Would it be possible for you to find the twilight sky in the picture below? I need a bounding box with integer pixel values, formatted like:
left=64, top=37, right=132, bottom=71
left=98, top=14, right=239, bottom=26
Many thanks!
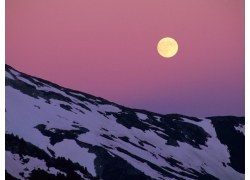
left=6, top=0, right=244, bottom=117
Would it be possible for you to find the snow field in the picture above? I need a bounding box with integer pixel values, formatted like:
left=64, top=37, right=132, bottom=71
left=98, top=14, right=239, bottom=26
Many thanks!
left=6, top=151, right=65, bottom=180
left=6, top=71, right=245, bottom=180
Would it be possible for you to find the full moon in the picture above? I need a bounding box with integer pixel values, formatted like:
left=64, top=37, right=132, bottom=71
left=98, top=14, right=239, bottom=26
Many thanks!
left=157, top=37, right=178, bottom=58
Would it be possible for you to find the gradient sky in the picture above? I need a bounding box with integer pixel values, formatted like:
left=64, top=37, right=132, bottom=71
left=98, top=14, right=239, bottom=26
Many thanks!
left=6, top=0, right=244, bottom=117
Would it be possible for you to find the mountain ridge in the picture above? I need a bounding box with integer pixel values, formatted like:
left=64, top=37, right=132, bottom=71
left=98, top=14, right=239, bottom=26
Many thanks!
left=5, top=64, right=245, bottom=180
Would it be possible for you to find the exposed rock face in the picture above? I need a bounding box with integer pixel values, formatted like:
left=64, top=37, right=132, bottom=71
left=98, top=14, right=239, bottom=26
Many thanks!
left=5, top=64, right=245, bottom=180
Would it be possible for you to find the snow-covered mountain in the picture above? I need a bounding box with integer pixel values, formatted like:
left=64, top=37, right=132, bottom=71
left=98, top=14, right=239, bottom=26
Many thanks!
left=5, top=64, right=245, bottom=180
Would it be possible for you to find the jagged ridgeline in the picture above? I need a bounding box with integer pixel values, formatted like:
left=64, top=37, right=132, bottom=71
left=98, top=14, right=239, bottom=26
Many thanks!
left=5, top=64, right=245, bottom=180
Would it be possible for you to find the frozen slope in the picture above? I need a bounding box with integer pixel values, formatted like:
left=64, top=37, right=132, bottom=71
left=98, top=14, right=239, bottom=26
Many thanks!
left=5, top=64, right=245, bottom=180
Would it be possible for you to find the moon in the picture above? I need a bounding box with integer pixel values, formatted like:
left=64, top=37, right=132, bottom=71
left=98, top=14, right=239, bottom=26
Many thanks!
left=157, top=37, right=178, bottom=58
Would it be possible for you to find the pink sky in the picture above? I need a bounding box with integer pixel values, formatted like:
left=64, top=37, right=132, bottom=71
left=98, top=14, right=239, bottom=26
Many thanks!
left=6, top=0, right=244, bottom=117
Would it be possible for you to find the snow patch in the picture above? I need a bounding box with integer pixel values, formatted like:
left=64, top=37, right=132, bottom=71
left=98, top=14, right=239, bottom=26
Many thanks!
left=107, top=150, right=115, bottom=157
left=172, top=118, right=244, bottom=180
left=136, top=113, right=148, bottom=120
left=49, top=167, right=66, bottom=176
left=5, top=71, right=15, bottom=80
left=98, top=104, right=121, bottom=113
left=52, top=139, right=96, bottom=176
left=69, top=92, right=86, bottom=98
left=235, top=125, right=245, bottom=135
left=9, top=69, right=20, bottom=76
left=154, top=116, right=161, bottom=122
left=17, top=76, right=36, bottom=86
left=75, top=170, right=84, bottom=178
left=6, top=72, right=245, bottom=180
left=6, top=151, right=48, bottom=180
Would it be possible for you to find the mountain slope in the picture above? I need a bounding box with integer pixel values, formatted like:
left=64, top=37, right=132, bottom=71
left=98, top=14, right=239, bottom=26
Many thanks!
left=5, top=64, right=245, bottom=180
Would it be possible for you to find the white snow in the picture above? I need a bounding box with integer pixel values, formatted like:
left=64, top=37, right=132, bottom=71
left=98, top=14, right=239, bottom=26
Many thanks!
left=178, top=118, right=245, bottom=180
left=6, top=151, right=67, bottom=179
left=6, top=87, right=52, bottom=155
left=98, top=104, right=121, bottom=113
left=31, top=78, right=40, bottom=82
left=110, top=150, right=163, bottom=179
left=9, top=69, right=20, bottom=76
left=69, top=92, right=86, bottom=98
left=6, top=151, right=46, bottom=180
left=235, top=125, right=245, bottom=135
left=17, top=76, right=36, bottom=86
left=5, top=71, right=15, bottom=80
left=5, top=74, right=245, bottom=180
left=36, top=85, right=63, bottom=94
left=136, top=113, right=148, bottom=120
left=154, top=116, right=161, bottom=122
left=156, top=130, right=168, bottom=136
left=49, top=167, right=66, bottom=176
left=75, top=170, right=84, bottom=178
left=52, top=139, right=96, bottom=176
left=140, top=120, right=165, bottom=131
left=107, top=150, right=115, bottom=157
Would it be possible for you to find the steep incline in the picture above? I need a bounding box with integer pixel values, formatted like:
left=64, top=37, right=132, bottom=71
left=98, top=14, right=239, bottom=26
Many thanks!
left=5, top=65, right=245, bottom=180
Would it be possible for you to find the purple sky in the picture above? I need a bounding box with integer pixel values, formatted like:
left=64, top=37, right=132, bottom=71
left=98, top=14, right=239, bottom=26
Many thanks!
left=6, top=0, right=244, bottom=117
